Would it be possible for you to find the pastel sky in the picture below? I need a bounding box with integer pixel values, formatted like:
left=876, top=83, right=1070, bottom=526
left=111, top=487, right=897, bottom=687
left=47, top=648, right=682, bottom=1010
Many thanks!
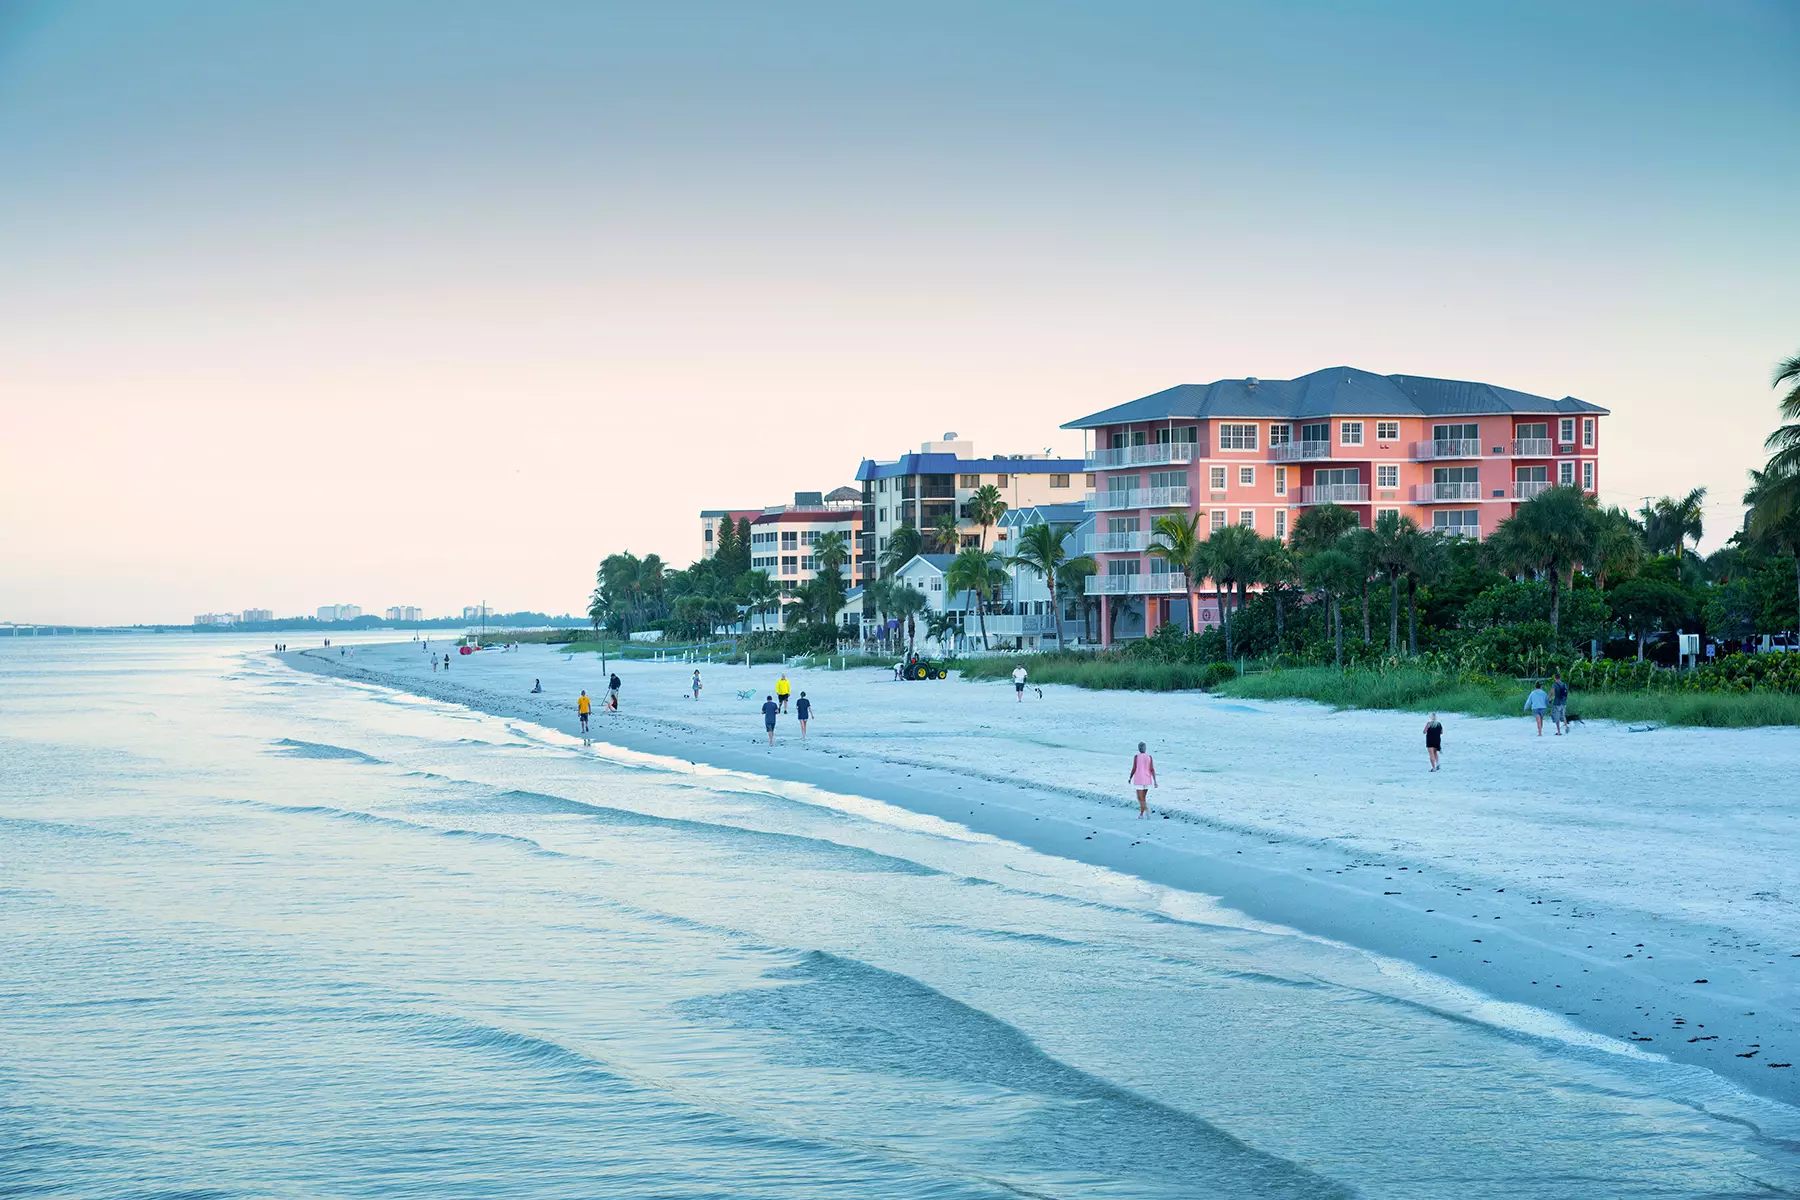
left=2, top=1, right=1796, bottom=624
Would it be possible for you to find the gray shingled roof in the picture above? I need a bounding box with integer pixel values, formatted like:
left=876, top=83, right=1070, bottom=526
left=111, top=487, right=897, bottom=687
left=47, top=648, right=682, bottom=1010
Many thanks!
left=1062, top=366, right=1608, bottom=429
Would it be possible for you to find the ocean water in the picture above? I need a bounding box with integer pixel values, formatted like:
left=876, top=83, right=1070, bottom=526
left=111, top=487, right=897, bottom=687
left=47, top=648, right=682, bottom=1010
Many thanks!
left=3, top=636, right=1799, bottom=1199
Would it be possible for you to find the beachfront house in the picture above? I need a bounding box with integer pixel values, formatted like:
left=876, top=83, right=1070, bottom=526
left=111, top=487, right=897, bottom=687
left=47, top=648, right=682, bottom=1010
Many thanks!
left=989, top=502, right=1092, bottom=651
left=1063, top=367, right=1608, bottom=645
left=746, top=491, right=863, bottom=631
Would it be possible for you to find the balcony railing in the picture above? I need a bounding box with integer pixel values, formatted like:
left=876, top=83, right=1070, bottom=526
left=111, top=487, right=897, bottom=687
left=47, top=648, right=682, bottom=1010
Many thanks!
left=1512, top=438, right=1553, bottom=456
left=1298, top=483, right=1369, bottom=505
left=1270, top=440, right=1334, bottom=462
left=1410, top=439, right=1482, bottom=460
left=1085, top=571, right=1190, bottom=596
left=1085, top=531, right=1152, bottom=554
left=1513, top=480, right=1551, bottom=500
left=1084, top=442, right=1203, bottom=470
left=982, top=613, right=1056, bottom=636
left=1431, top=525, right=1481, bottom=540
left=1084, top=486, right=1191, bottom=512
left=1411, top=481, right=1482, bottom=502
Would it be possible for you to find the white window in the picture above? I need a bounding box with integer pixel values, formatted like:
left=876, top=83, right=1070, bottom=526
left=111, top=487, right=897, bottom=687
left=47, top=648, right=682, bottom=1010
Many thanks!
left=1209, top=466, right=1227, bottom=490
left=1210, top=510, right=1226, bottom=530
left=801, top=555, right=817, bottom=571
left=781, top=532, right=798, bottom=549
left=1582, top=418, right=1595, bottom=448
left=1269, top=423, right=1292, bottom=446
left=1084, top=473, right=1096, bottom=487
left=1376, top=464, right=1399, bottom=490
left=1341, top=421, right=1364, bottom=446
left=1559, top=460, right=1575, bottom=485
left=1274, top=466, right=1287, bottom=496
left=1376, top=421, right=1399, bottom=441
left=1274, top=509, right=1287, bottom=540
left=1238, top=465, right=1255, bottom=487
left=781, top=555, right=798, bottom=575
left=931, top=578, right=942, bottom=591
left=959, top=474, right=980, bottom=488
left=877, top=508, right=886, bottom=522
left=877, top=478, right=887, bottom=493
left=1238, top=509, right=1254, bottom=529
left=1376, top=508, right=1400, bottom=523
left=1149, top=470, right=1183, bottom=489
left=1559, top=418, right=1576, bottom=446
left=877, top=537, right=886, bottom=551
left=1582, top=460, right=1595, bottom=491
left=1433, top=510, right=1479, bottom=535
left=1219, top=423, right=1258, bottom=451
left=1050, top=474, right=1070, bottom=488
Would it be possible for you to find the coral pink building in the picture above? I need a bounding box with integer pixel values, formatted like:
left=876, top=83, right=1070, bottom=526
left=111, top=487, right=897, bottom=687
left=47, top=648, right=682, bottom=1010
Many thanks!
left=1063, top=367, right=1607, bottom=644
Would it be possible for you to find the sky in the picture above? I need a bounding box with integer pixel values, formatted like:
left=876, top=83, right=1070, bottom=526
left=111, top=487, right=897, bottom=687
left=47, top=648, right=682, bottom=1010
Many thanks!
left=1, top=0, right=1796, bottom=624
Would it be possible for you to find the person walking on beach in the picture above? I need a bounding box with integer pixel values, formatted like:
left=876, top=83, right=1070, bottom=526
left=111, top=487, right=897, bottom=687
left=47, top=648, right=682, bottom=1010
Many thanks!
left=762, top=694, right=780, bottom=747
left=608, top=672, right=622, bottom=710
left=691, top=669, right=703, bottom=701
left=433, top=654, right=439, bottom=672
left=776, top=674, right=791, bottom=714
left=577, top=690, right=591, bottom=734
left=1129, top=742, right=1157, bottom=817
left=1551, top=671, right=1570, bottom=736
left=1012, top=664, right=1027, bottom=701
left=1524, top=682, right=1549, bottom=736
left=1424, top=713, right=1443, bottom=771
left=795, top=691, right=812, bottom=740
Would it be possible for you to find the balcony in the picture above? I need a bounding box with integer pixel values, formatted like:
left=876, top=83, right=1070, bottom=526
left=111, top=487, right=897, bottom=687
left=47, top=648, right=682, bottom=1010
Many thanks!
left=1298, top=483, right=1369, bottom=505
left=1084, top=485, right=1191, bottom=512
left=1085, top=571, right=1189, bottom=596
left=1084, top=442, right=1203, bottom=470
left=1410, top=439, right=1482, bottom=460
left=1085, top=531, right=1152, bottom=554
left=1513, top=480, right=1551, bottom=501
left=1270, top=440, right=1333, bottom=462
left=982, top=613, right=1057, bottom=637
left=1512, top=438, right=1553, bottom=457
left=1411, top=481, right=1482, bottom=502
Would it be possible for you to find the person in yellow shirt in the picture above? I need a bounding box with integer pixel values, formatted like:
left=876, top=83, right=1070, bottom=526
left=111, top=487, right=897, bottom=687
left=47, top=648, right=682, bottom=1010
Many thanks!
left=577, top=690, right=591, bottom=734
left=776, top=674, right=791, bottom=714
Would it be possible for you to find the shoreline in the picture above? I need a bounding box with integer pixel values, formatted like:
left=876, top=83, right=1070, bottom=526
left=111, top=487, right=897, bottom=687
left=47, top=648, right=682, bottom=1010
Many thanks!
left=282, top=642, right=1800, bottom=1110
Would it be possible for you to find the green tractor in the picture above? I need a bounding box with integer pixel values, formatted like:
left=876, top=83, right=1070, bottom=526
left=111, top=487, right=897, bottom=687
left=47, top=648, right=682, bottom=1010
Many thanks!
left=902, top=654, right=949, bottom=680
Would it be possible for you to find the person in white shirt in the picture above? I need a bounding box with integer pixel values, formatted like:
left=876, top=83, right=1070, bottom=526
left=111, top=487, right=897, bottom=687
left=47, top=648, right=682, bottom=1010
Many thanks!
left=1012, top=665, right=1027, bottom=701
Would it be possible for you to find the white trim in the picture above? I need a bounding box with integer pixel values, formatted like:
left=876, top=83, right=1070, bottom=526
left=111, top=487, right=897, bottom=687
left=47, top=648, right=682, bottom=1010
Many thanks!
left=1340, top=420, right=1364, bottom=446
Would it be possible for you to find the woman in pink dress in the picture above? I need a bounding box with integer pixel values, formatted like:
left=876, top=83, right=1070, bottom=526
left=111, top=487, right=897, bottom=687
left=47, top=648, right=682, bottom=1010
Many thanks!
left=1128, top=742, right=1157, bottom=817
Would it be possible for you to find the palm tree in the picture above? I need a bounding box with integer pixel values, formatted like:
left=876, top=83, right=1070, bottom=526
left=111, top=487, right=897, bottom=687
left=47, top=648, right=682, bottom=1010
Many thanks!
left=1058, top=554, right=1098, bottom=643
left=1257, top=538, right=1300, bottom=640
left=1343, top=525, right=1380, bottom=643
left=1648, top=488, right=1706, bottom=559
left=813, top=531, right=850, bottom=578
left=1485, top=485, right=1600, bottom=634
left=946, top=547, right=1001, bottom=649
left=930, top=511, right=961, bottom=554
left=968, top=484, right=1008, bottom=550
left=925, top=609, right=960, bottom=651
left=1369, top=510, right=1418, bottom=653
left=1745, top=465, right=1800, bottom=629
left=1590, top=505, right=1645, bottom=588
left=1148, top=512, right=1202, bottom=632
left=741, top=569, right=779, bottom=633
left=886, top=581, right=928, bottom=656
left=1199, top=524, right=1260, bottom=659
left=1007, top=521, right=1079, bottom=648
left=1302, top=547, right=1362, bottom=667
left=1764, top=352, right=1800, bottom=479
left=879, top=524, right=924, bottom=577
left=1290, top=502, right=1360, bottom=556
left=1401, top=526, right=1449, bottom=655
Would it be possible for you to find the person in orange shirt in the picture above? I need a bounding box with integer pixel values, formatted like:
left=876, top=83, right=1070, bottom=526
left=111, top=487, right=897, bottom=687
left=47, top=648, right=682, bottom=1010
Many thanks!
left=577, top=690, right=591, bottom=734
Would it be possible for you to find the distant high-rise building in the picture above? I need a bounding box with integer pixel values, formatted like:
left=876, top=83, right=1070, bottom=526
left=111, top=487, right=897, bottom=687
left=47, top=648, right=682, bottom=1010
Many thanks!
left=385, top=605, right=423, bottom=622
left=462, top=604, right=492, bottom=621
left=241, top=608, right=272, bottom=623
left=194, top=612, right=235, bottom=626
left=339, top=605, right=362, bottom=620
left=317, top=605, right=340, bottom=621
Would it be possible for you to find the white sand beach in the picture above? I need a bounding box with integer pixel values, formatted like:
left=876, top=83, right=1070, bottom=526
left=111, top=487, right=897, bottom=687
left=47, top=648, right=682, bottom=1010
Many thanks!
left=287, top=640, right=1800, bottom=1106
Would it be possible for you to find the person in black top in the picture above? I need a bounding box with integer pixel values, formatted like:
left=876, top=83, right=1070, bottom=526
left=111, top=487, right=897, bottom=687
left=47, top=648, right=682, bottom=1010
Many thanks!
left=608, top=672, right=622, bottom=710
left=1550, top=671, right=1570, bottom=735
left=761, top=695, right=780, bottom=747
left=1424, top=713, right=1443, bottom=771
left=795, top=692, right=812, bottom=740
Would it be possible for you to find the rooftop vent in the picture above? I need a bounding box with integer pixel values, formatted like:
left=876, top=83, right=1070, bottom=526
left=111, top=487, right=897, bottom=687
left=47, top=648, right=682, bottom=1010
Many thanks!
left=1245, top=377, right=1259, bottom=389
left=943, top=431, right=958, bottom=441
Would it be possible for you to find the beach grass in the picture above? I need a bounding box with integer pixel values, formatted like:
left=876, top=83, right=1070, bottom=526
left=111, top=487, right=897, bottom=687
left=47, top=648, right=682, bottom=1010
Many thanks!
left=957, top=654, right=1231, bottom=692
left=1217, top=666, right=1800, bottom=728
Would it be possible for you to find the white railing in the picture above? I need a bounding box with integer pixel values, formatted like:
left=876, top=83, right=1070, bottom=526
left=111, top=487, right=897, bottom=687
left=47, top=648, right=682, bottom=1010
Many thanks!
left=1512, top=438, right=1553, bottom=456
left=1270, top=440, right=1333, bottom=462
left=1513, top=480, right=1551, bottom=500
left=983, top=613, right=1056, bottom=636
left=1431, top=525, right=1481, bottom=540
left=1085, top=572, right=1190, bottom=596
left=1411, top=481, right=1482, bottom=502
left=1085, top=531, right=1152, bottom=553
left=1084, top=442, right=1202, bottom=470
left=1410, top=439, right=1482, bottom=460
left=1298, top=483, right=1369, bottom=505
left=1084, top=486, right=1191, bottom=512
